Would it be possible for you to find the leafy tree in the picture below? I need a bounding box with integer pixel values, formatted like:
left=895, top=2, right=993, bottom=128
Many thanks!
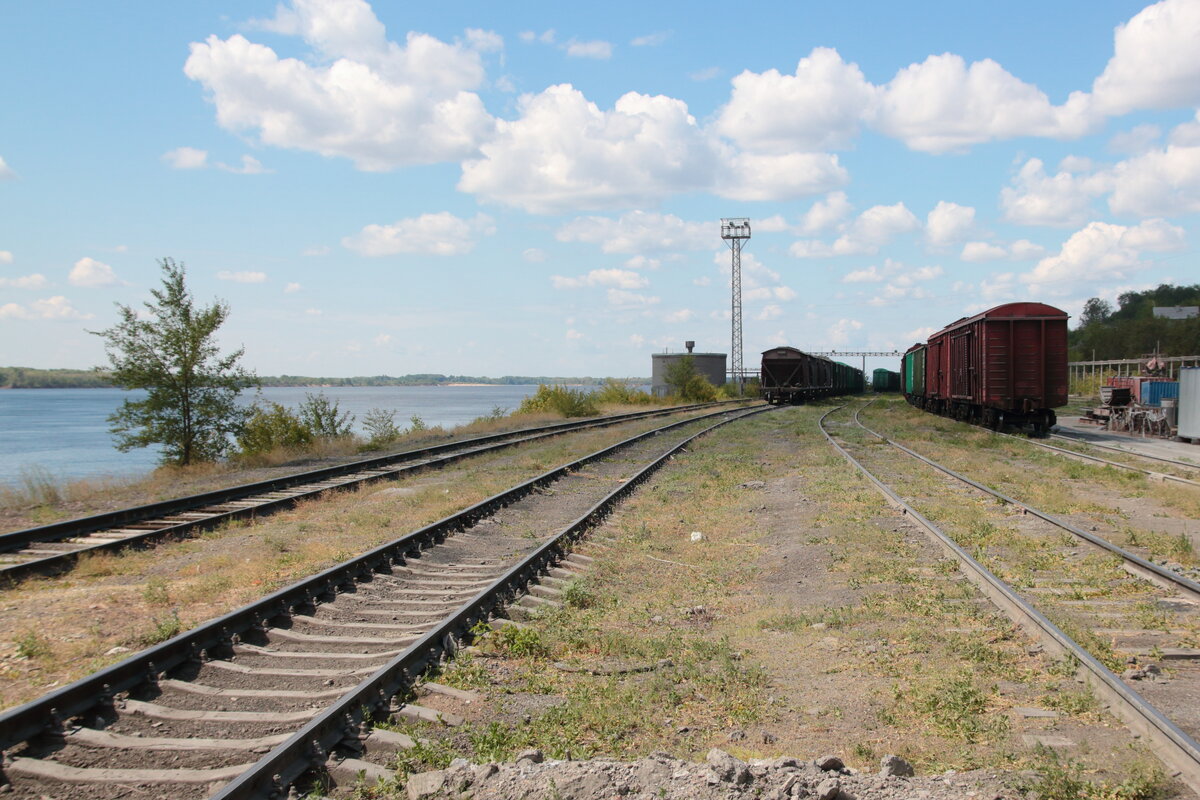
left=1078, top=297, right=1112, bottom=328
left=92, top=258, right=258, bottom=465
left=664, top=356, right=718, bottom=402
left=1069, top=283, right=1200, bottom=360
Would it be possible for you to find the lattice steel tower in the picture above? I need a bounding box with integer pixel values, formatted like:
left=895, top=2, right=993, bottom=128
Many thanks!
left=721, top=218, right=751, bottom=389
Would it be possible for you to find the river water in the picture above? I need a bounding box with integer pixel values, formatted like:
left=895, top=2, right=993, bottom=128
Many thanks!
left=0, top=385, right=544, bottom=488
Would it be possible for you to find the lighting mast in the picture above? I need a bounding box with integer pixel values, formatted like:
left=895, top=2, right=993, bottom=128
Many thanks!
left=720, top=218, right=751, bottom=391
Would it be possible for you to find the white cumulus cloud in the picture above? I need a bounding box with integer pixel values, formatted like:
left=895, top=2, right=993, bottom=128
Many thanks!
left=459, top=86, right=718, bottom=213
left=217, top=270, right=267, bottom=283
left=185, top=0, right=496, bottom=171
left=1022, top=218, right=1186, bottom=295
left=1000, top=158, right=1109, bottom=227
left=69, top=257, right=122, bottom=287
left=565, top=39, right=612, bottom=59
left=0, top=156, right=16, bottom=180
left=714, top=47, right=877, bottom=152
left=163, top=147, right=209, bottom=169
left=342, top=212, right=495, bottom=256
left=0, top=296, right=92, bottom=320
left=0, top=251, right=13, bottom=264
left=0, top=274, right=48, bottom=289
left=925, top=201, right=975, bottom=247
left=826, top=318, right=863, bottom=346
left=1090, top=0, right=1200, bottom=116
left=799, top=191, right=852, bottom=235
left=874, top=53, right=1093, bottom=153
left=557, top=211, right=711, bottom=254
left=793, top=202, right=920, bottom=258
left=551, top=269, right=649, bottom=290
left=607, top=289, right=659, bottom=307
left=1106, top=144, right=1200, bottom=216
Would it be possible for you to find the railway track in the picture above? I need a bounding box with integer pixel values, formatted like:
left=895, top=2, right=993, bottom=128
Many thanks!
left=1000, top=431, right=1200, bottom=488
left=1046, top=429, right=1200, bottom=475
left=820, top=400, right=1200, bottom=793
left=0, top=404, right=769, bottom=799
left=0, top=401, right=729, bottom=584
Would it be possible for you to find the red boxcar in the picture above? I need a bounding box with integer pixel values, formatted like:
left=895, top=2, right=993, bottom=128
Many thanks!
left=923, top=302, right=1068, bottom=432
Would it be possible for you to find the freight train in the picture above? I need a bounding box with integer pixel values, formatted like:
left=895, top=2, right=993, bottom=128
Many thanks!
left=901, top=302, right=1068, bottom=434
left=872, top=369, right=901, bottom=392
left=761, top=347, right=864, bottom=404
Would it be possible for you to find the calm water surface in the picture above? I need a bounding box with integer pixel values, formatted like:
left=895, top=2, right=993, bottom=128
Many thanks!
left=0, top=385, right=541, bottom=488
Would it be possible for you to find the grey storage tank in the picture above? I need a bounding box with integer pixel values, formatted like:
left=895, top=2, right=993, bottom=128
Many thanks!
left=651, top=341, right=727, bottom=397
left=1179, top=367, right=1200, bottom=440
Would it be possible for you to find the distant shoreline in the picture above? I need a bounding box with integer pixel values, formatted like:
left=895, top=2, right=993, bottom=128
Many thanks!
left=0, top=368, right=648, bottom=390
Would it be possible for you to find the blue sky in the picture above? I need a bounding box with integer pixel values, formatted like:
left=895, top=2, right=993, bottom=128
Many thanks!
left=2, top=0, right=1198, bottom=378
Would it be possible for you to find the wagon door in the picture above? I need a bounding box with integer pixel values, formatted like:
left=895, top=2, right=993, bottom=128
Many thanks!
left=950, top=328, right=974, bottom=399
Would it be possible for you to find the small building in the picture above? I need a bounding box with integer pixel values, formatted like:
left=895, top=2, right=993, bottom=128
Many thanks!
left=1153, top=306, right=1199, bottom=320
left=651, top=341, right=727, bottom=397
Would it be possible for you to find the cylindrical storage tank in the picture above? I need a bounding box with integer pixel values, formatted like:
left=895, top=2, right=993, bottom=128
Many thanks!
left=650, top=352, right=727, bottom=397
left=1142, top=381, right=1179, bottom=407
left=1178, top=368, right=1200, bottom=439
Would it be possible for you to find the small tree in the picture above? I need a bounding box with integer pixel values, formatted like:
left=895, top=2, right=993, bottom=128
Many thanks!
left=362, top=407, right=402, bottom=447
left=92, top=258, right=257, bottom=465
left=298, top=392, right=354, bottom=438
left=664, top=356, right=718, bottom=402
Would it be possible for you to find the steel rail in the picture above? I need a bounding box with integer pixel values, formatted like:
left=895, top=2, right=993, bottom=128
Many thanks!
left=993, top=429, right=1200, bottom=488
left=849, top=400, right=1200, bottom=601
left=818, top=403, right=1200, bottom=793
left=1049, top=430, right=1200, bottom=472
left=210, top=404, right=774, bottom=799
left=0, top=401, right=734, bottom=583
left=0, top=404, right=763, bottom=768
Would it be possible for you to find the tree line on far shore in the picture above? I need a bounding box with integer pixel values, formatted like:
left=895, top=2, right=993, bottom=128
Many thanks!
left=0, top=367, right=641, bottom=389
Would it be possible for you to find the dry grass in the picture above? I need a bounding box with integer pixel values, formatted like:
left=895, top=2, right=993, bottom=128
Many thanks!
left=414, top=404, right=1165, bottom=789
left=0, top=409, right=717, bottom=710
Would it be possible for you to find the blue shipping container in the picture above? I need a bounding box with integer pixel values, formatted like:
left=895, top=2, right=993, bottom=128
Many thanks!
left=1141, top=380, right=1179, bottom=407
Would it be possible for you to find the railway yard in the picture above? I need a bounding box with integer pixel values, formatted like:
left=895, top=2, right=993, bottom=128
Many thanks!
left=2, top=398, right=1200, bottom=799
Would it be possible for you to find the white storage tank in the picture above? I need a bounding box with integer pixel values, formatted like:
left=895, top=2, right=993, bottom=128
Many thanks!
left=1179, top=367, right=1200, bottom=440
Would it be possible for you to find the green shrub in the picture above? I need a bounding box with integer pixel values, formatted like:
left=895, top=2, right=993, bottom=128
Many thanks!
left=362, top=407, right=402, bottom=447
left=516, top=385, right=599, bottom=418
left=408, top=415, right=428, bottom=433
left=238, top=401, right=313, bottom=455
left=298, top=392, right=354, bottom=438
left=593, top=378, right=654, bottom=405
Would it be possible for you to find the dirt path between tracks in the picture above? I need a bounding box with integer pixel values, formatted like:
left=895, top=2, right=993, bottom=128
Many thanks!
left=384, top=404, right=1188, bottom=800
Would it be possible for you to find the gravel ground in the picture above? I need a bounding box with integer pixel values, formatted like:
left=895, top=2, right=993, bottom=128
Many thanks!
left=397, top=749, right=1016, bottom=800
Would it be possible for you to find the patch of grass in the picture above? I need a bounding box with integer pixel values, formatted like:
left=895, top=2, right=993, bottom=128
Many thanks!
left=1042, top=687, right=1099, bottom=717
left=561, top=578, right=599, bottom=609
left=140, top=611, right=182, bottom=645
left=436, top=652, right=489, bottom=690
left=1020, top=748, right=1167, bottom=800
left=493, top=624, right=548, bottom=658
left=14, top=630, right=51, bottom=659
left=897, top=671, right=1007, bottom=743
left=142, top=577, right=170, bottom=606
left=387, top=727, right=456, bottom=778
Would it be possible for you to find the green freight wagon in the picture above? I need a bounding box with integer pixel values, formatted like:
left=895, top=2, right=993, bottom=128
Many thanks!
left=903, top=344, right=926, bottom=397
